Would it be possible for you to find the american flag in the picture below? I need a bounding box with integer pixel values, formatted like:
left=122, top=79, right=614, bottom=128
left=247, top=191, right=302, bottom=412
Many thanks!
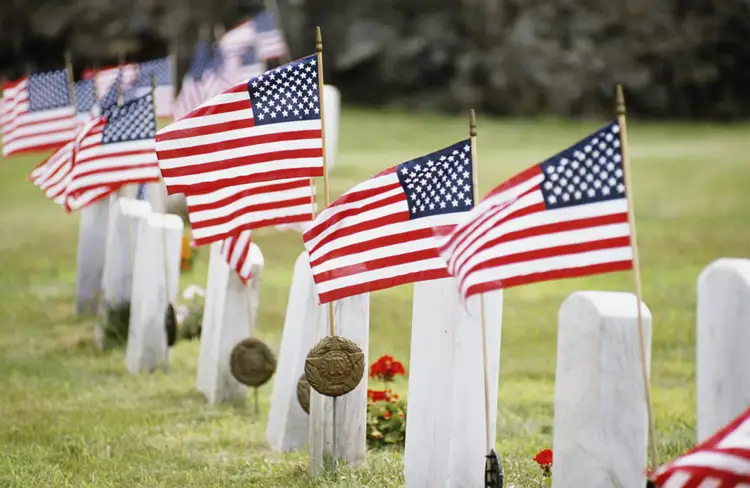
left=220, top=230, right=255, bottom=284
left=185, top=176, right=316, bottom=246
left=95, top=71, right=122, bottom=115
left=1, top=69, right=78, bottom=157
left=92, top=64, right=137, bottom=98
left=438, top=121, right=633, bottom=299
left=173, top=41, right=213, bottom=120
left=123, top=57, right=174, bottom=117
left=74, top=79, right=97, bottom=126
left=219, top=20, right=255, bottom=70
left=65, top=93, right=161, bottom=211
left=253, top=10, right=289, bottom=61
left=653, top=406, right=750, bottom=487
left=29, top=140, right=74, bottom=206
left=156, top=54, right=324, bottom=196
left=302, top=140, right=475, bottom=304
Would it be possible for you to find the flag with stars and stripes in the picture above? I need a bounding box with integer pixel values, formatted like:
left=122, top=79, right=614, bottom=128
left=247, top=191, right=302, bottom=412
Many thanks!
left=1, top=69, right=78, bottom=157
left=123, top=57, right=174, bottom=117
left=64, top=93, right=161, bottom=211
left=173, top=41, right=213, bottom=120
left=437, top=121, right=633, bottom=300
left=302, top=140, right=475, bottom=304
left=220, top=230, right=256, bottom=284
left=74, top=79, right=97, bottom=127
left=94, top=71, right=122, bottom=115
left=185, top=176, right=316, bottom=246
left=653, top=406, right=750, bottom=487
left=156, top=54, right=324, bottom=197
left=92, top=64, right=137, bottom=99
left=29, top=140, right=74, bottom=206
left=253, top=10, right=289, bottom=61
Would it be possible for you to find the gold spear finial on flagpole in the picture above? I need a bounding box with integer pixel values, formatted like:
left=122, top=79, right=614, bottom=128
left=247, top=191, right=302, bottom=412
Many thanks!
left=616, top=84, right=659, bottom=473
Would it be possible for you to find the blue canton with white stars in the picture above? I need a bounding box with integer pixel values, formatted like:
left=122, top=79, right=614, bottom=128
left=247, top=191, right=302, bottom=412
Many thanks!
left=539, top=120, right=625, bottom=209
left=101, top=94, right=156, bottom=144
left=247, top=54, right=320, bottom=125
left=75, top=79, right=96, bottom=113
left=28, top=69, right=70, bottom=111
left=98, top=72, right=121, bottom=113
left=396, top=140, right=474, bottom=219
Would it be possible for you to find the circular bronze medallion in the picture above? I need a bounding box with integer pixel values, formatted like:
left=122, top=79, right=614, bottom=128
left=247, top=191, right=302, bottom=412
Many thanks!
left=304, top=335, right=365, bottom=397
left=229, top=337, right=277, bottom=387
left=296, top=374, right=310, bottom=414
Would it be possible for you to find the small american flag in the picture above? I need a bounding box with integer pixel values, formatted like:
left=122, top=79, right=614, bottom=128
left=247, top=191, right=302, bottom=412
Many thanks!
left=253, top=10, right=289, bottom=61
left=93, top=64, right=137, bottom=99
left=186, top=176, right=316, bottom=246
left=29, top=140, right=74, bottom=206
left=65, top=93, right=161, bottom=211
left=2, top=69, right=78, bottom=157
left=438, top=121, right=632, bottom=299
left=156, top=54, right=324, bottom=196
left=95, top=71, right=122, bottom=115
left=124, top=57, right=174, bottom=117
left=220, top=230, right=255, bottom=284
left=653, top=406, right=750, bottom=487
left=302, top=140, right=475, bottom=304
left=174, top=41, right=213, bottom=120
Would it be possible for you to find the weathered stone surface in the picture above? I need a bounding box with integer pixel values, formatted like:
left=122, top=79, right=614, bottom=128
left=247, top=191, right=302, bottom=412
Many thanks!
left=75, top=197, right=109, bottom=317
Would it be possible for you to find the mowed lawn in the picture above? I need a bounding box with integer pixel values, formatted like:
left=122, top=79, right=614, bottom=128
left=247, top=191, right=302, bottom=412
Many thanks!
left=0, top=109, right=748, bottom=487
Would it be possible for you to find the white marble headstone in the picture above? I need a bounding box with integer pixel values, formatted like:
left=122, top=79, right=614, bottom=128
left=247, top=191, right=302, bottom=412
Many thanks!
left=101, top=196, right=152, bottom=309
left=196, top=241, right=264, bottom=404
left=552, top=291, right=652, bottom=488
left=125, top=213, right=184, bottom=374
left=404, top=279, right=503, bottom=488
left=309, top=293, right=370, bottom=475
left=266, top=251, right=320, bottom=452
left=75, top=197, right=109, bottom=316
left=322, top=84, right=341, bottom=171
left=697, top=258, right=750, bottom=441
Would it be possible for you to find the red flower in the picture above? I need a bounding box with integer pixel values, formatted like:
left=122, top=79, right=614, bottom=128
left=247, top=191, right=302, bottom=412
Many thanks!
left=367, top=389, right=393, bottom=403
left=369, top=355, right=407, bottom=381
left=383, top=410, right=392, bottom=420
left=533, top=449, right=553, bottom=476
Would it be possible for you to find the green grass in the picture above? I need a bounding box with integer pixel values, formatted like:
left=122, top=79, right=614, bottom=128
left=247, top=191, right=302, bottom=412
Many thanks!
left=1, top=109, right=749, bottom=487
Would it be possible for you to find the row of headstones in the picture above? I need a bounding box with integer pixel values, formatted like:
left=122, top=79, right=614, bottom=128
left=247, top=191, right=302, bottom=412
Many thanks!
left=75, top=183, right=184, bottom=371
left=256, top=254, right=749, bottom=487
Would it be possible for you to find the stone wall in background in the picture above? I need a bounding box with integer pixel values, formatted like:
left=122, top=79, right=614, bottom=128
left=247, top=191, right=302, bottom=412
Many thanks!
left=1, top=0, right=749, bottom=119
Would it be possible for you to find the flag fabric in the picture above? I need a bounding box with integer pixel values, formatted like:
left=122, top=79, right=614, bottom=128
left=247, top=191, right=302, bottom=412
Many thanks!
left=437, top=121, right=633, bottom=300
left=94, top=71, right=122, bottom=115
left=220, top=230, right=255, bottom=284
left=74, top=79, right=97, bottom=126
left=253, top=10, right=289, bottom=61
left=92, top=64, right=137, bottom=99
left=653, top=406, right=750, bottom=487
left=124, top=57, right=174, bottom=117
left=218, top=20, right=255, bottom=70
left=302, top=140, right=475, bottom=304
left=65, top=93, right=160, bottom=211
left=156, top=54, right=324, bottom=196
left=1, top=69, right=78, bottom=157
left=186, top=176, right=316, bottom=246
left=173, top=41, right=213, bottom=120
left=29, top=140, right=74, bottom=206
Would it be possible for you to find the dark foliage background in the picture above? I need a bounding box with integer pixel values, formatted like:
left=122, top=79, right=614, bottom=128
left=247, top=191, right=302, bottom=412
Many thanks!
left=1, top=0, right=749, bottom=119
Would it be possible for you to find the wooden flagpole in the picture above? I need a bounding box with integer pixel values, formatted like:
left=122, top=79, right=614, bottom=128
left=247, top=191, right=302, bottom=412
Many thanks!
left=469, top=110, right=493, bottom=456
left=616, top=84, right=658, bottom=471
left=315, top=26, right=334, bottom=339
left=315, top=25, right=338, bottom=469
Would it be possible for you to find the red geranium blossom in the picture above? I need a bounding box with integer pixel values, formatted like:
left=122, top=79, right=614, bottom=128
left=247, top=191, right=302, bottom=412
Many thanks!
left=367, top=389, right=394, bottom=403
left=369, top=355, right=407, bottom=381
left=534, top=449, right=553, bottom=475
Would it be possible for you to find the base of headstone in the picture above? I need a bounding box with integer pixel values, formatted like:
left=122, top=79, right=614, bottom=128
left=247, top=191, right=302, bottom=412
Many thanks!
left=404, top=278, right=503, bottom=488
left=196, top=242, right=264, bottom=404
left=75, top=197, right=110, bottom=316
left=551, top=291, right=652, bottom=488
left=266, top=251, right=320, bottom=452
left=308, top=293, right=370, bottom=475
left=125, top=213, right=184, bottom=374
